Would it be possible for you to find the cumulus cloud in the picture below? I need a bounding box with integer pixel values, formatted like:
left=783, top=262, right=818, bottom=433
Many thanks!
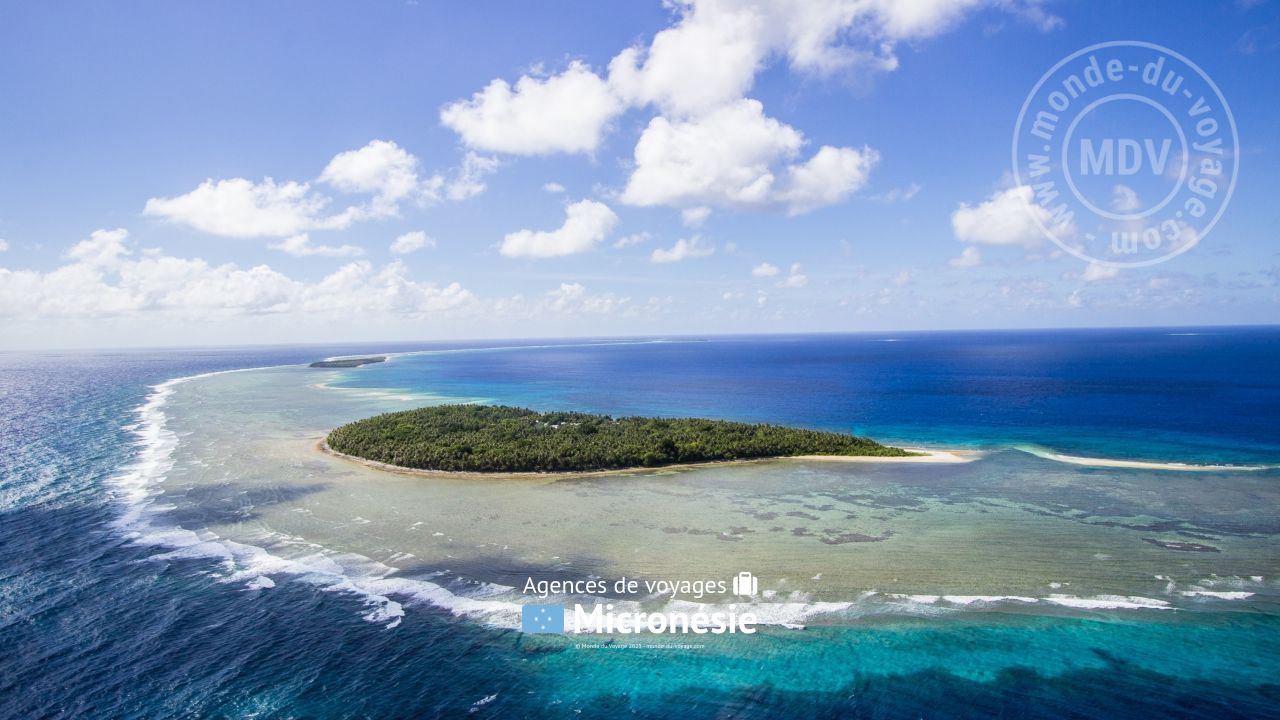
left=143, top=178, right=351, bottom=239
left=621, top=100, right=875, bottom=214
left=951, top=185, right=1073, bottom=247
left=1111, top=184, right=1140, bottom=212
left=500, top=199, right=618, bottom=258
left=145, top=140, right=485, bottom=240
left=439, top=0, right=1057, bottom=223
left=870, top=182, right=921, bottom=203
left=542, top=182, right=566, bottom=194
left=606, top=0, right=1056, bottom=117
left=777, top=144, right=879, bottom=215
left=440, top=61, right=623, bottom=155
left=390, top=231, right=436, bottom=254
left=1081, top=263, right=1120, bottom=282
left=777, top=262, right=808, bottom=287
left=544, top=282, right=629, bottom=314
left=607, top=2, right=766, bottom=117
left=651, top=235, right=715, bottom=263
left=66, top=228, right=131, bottom=267
left=622, top=100, right=801, bottom=208
left=949, top=246, right=982, bottom=268
left=319, top=139, right=430, bottom=209
left=613, top=231, right=651, bottom=248
left=268, top=234, right=364, bottom=258
left=0, top=229, right=472, bottom=321
left=445, top=152, right=500, bottom=202
left=681, top=206, right=712, bottom=227
left=0, top=239, right=8, bottom=252
left=752, top=262, right=780, bottom=277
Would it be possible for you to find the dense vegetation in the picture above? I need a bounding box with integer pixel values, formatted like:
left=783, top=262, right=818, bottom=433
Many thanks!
left=326, top=404, right=912, bottom=473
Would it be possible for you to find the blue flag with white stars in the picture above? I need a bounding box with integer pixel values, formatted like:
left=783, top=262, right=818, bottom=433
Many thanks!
left=521, top=604, right=564, bottom=634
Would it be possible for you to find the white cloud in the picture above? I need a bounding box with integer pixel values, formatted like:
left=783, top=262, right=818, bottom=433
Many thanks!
left=605, top=0, right=1058, bottom=117
left=268, top=234, right=364, bottom=258
left=651, top=235, right=715, bottom=263
left=445, top=152, right=500, bottom=201
left=681, top=206, right=712, bottom=227
left=607, top=2, right=766, bottom=117
left=145, top=140, right=485, bottom=240
left=544, top=282, right=629, bottom=314
left=543, top=182, right=566, bottom=194
left=1111, top=184, right=1140, bottom=212
left=752, top=262, right=780, bottom=277
left=613, top=231, right=651, bottom=248
left=390, top=231, right=436, bottom=255
left=951, top=185, right=1073, bottom=247
left=65, top=228, right=131, bottom=267
left=319, top=140, right=429, bottom=210
left=622, top=100, right=800, bottom=209
left=777, top=262, right=808, bottom=288
left=949, top=246, right=982, bottom=268
left=870, top=182, right=922, bottom=203
left=500, top=199, right=619, bottom=258
left=621, top=100, right=875, bottom=214
left=0, top=229, right=474, bottom=321
left=440, top=61, right=623, bottom=155
left=440, top=0, right=1056, bottom=220
left=777, top=144, right=879, bottom=215
left=436, top=0, right=1059, bottom=229
left=1082, top=263, right=1120, bottom=282
left=608, top=1, right=1013, bottom=116
left=0, top=239, right=8, bottom=252
left=143, top=178, right=351, bottom=239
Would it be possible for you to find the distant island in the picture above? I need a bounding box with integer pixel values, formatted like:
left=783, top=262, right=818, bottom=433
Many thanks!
left=309, top=356, right=387, bottom=368
left=324, top=404, right=913, bottom=473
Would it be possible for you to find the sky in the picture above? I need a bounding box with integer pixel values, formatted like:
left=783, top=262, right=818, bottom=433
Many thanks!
left=1, top=0, right=1277, bottom=350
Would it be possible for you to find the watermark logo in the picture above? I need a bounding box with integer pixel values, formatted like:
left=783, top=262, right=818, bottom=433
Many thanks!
left=518, top=572, right=763, bottom=636
left=521, top=604, right=565, bottom=634
left=1012, top=41, right=1238, bottom=268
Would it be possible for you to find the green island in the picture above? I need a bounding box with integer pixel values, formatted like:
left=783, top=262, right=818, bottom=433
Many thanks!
left=325, top=404, right=913, bottom=473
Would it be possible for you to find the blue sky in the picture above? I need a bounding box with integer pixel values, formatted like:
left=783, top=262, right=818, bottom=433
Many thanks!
left=1, top=0, right=1277, bottom=349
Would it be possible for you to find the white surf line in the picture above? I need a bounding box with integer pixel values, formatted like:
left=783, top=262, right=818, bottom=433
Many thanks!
left=1014, top=445, right=1272, bottom=472
left=105, top=365, right=527, bottom=630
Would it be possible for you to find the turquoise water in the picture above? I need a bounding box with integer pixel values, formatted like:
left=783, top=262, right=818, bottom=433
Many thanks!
left=2, top=330, right=1279, bottom=718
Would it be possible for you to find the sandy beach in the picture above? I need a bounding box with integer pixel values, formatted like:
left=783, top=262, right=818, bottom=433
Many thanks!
left=790, top=448, right=983, bottom=464
left=1016, top=446, right=1270, bottom=472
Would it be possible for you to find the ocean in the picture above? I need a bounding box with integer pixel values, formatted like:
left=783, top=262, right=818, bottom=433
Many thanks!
left=2, top=329, right=1278, bottom=718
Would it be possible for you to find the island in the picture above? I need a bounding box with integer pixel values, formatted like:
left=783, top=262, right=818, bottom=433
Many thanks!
left=324, top=404, right=915, bottom=473
left=309, top=356, right=387, bottom=368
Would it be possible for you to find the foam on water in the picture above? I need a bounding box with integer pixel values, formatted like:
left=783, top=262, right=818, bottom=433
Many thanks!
left=105, top=368, right=528, bottom=630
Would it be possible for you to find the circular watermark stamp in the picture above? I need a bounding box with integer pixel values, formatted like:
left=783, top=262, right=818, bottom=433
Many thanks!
left=1012, top=41, right=1238, bottom=268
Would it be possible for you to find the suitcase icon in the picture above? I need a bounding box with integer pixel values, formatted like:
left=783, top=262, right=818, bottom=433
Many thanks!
left=732, top=571, right=757, bottom=596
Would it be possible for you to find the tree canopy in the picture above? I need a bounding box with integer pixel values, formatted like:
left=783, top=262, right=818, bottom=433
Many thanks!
left=326, top=404, right=911, bottom=473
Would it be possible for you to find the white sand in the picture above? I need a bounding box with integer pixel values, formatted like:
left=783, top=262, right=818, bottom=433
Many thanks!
left=789, top=448, right=983, bottom=464
left=1017, top=446, right=1269, bottom=472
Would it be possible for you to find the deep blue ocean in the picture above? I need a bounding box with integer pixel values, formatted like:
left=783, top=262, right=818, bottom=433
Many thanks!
left=2, top=328, right=1278, bottom=718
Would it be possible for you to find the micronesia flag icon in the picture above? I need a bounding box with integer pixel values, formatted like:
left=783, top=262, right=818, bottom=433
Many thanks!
left=521, top=604, right=564, bottom=634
